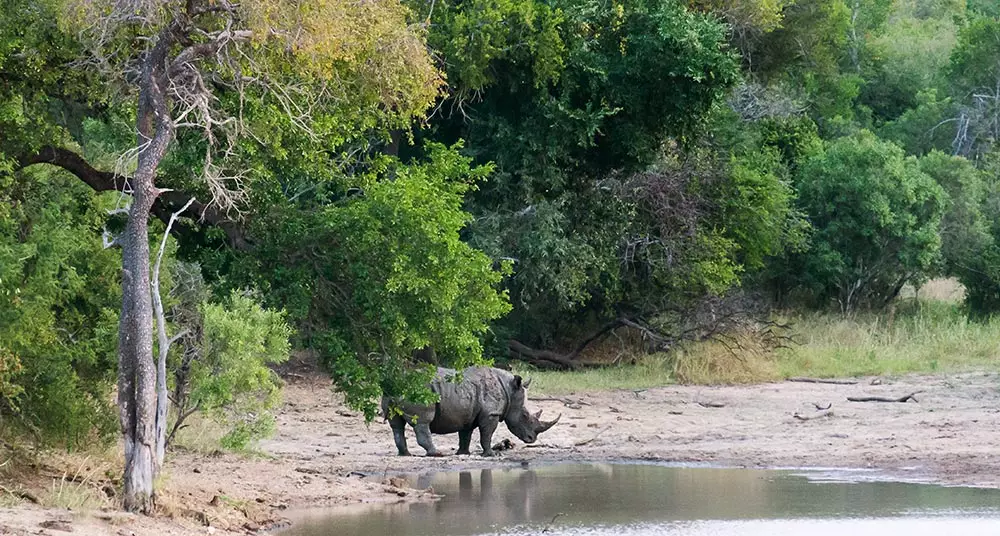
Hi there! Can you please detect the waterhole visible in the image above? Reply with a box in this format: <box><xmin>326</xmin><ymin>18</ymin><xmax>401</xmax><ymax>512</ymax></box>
<box><xmin>283</xmin><ymin>463</ymin><xmax>1000</xmax><ymax>535</ymax></box>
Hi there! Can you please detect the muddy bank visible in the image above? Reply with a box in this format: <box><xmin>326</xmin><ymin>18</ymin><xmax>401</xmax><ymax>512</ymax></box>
<box><xmin>3</xmin><ymin>370</ymin><xmax>1000</xmax><ymax>535</ymax></box>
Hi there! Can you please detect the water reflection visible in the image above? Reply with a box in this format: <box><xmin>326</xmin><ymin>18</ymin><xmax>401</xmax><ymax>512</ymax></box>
<box><xmin>285</xmin><ymin>464</ymin><xmax>1000</xmax><ymax>536</ymax></box>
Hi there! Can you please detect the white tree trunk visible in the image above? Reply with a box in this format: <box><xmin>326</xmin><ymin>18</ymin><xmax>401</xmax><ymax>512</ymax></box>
<box><xmin>152</xmin><ymin>198</ymin><xmax>194</xmax><ymax>468</ymax></box>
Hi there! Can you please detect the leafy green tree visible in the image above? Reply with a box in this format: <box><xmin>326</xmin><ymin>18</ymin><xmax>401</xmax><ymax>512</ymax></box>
<box><xmin>413</xmin><ymin>0</ymin><xmax>742</xmax><ymax>350</ymax></box>
<box><xmin>861</xmin><ymin>11</ymin><xmax>959</xmax><ymax>122</ymax></box>
<box><xmin>3</xmin><ymin>0</ymin><xmax>443</xmax><ymax>512</ymax></box>
<box><xmin>213</xmin><ymin>144</ymin><xmax>511</xmax><ymax>418</ymax></box>
<box><xmin>791</xmin><ymin>131</ymin><xmax>946</xmax><ymax>312</ymax></box>
<box><xmin>947</xmin><ymin>16</ymin><xmax>1000</xmax><ymax>157</ymax></box>
<box><xmin>944</xmin><ymin>150</ymin><xmax>1000</xmax><ymax>314</ymax></box>
<box><xmin>879</xmin><ymin>89</ymin><xmax>958</xmax><ymax>155</ymax></box>
<box><xmin>918</xmin><ymin>151</ymin><xmax>991</xmax><ymax>284</ymax></box>
<box><xmin>0</xmin><ymin>167</ymin><xmax>120</xmax><ymax>446</ymax></box>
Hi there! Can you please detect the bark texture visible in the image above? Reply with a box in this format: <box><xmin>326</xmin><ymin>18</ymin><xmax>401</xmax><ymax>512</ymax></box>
<box><xmin>119</xmin><ymin>32</ymin><xmax>174</xmax><ymax>514</ymax></box>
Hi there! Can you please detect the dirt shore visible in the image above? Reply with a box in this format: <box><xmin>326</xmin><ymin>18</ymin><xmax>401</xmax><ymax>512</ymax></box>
<box><xmin>3</xmin><ymin>369</ymin><xmax>1000</xmax><ymax>535</ymax></box>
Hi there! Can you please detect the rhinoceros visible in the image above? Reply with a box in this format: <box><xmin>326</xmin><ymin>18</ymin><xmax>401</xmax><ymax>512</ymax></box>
<box><xmin>381</xmin><ymin>366</ymin><xmax>561</xmax><ymax>457</ymax></box>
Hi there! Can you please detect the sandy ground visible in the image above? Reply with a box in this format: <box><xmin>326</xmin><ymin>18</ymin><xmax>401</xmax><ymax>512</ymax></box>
<box><xmin>3</xmin><ymin>369</ymin><xmax>1000</xmax><ymax>535</ymax></box>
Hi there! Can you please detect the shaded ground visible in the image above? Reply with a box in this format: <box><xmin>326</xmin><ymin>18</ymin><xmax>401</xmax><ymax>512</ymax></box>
<box><xmin>3</xmin><ymin>369</ymin><xmax>1000</xmax><ymax>535</ymax></box>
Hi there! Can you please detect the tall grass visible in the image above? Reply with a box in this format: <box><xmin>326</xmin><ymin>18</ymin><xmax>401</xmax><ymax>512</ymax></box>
<box><xmin>524</xmin><ymin>296</ymin><xmax>1000</xmax><ymax>394</ymax></box>
<box><xmin>776</xmin><ymin>300</ymin><xmax>1000</xmax><ymax>378</ymax></box>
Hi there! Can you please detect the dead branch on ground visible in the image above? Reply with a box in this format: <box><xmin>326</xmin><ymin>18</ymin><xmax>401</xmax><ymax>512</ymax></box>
<box><xmin>787</xmin><ymin>377</ymin><xmax>858</xmax><ymax>385</ymax></box>
<box><xmin>574</xmin><ymin>426</ymin><xmax>611</xmax><ymax>446</ymax></box>
<box><xmin>847</xmin><ymin>391</ymin><xmax>922</xmax><ymax>403</ymax></box>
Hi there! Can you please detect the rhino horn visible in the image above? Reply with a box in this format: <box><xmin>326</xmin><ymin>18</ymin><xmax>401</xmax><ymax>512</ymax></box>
<box><xmin>523</xmin><ymin>377</ymin><xmax>532</xmax><ymax>389</ymax></box>
<box><xmin>533</xmin><ymin>409</ymin><xmax>543</xmax><ymax>419</ymax></box>
<box><xmin>535</xmin><ymin>413</ymin><xmax>561</xmax><ymax>434</ymax></box>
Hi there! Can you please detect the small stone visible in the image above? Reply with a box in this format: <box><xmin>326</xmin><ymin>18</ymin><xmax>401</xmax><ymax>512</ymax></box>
<box><xmin>193</xmin><ymin>467</ymin><xmax>202</xmax><ymax>474</ymax></box>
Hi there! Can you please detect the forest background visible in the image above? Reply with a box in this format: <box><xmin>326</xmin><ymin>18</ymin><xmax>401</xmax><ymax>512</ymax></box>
<box><xmin>2</xmin><ymin>0</ymin><xmax>1000</xmax><ymax>512</ymax></box>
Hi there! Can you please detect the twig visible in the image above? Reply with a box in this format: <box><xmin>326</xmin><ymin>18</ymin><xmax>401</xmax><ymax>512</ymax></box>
<box><xmin>697</xmin><ymin>401</ymin><xmax>725</xmax><ymax>408</ymax></box>
<box><xmin>813</xmin><ymin>402</ymin><xmax>832</xmax><ymax>411</ymax></box>
<box><xmin>574</xmin><ymin>426</ymin><xmax>611</xmax><ymax>446</ymax></box>
<box><xmin>0</xmin><ymin>486</ymin><xmax>40</xmax><ymax>504</ymax></box>
<box><xmin>787</xmin><ymin>377</ymin><xmax>858</xmax><ymax>385</ymax></box>
<box><xmin>793</xmin><ymin>409</ymin><xmax>834</xmax><ymax>421</ymax></box>
<box><xmin>847</xmin><ymin>391</ymin><xmax>922</xmax><ymax>403</ymax></box>
<box><xmin>542</xmin><ymin>513</ymin><xmax>565</xmax><ymax>533</ymax></box>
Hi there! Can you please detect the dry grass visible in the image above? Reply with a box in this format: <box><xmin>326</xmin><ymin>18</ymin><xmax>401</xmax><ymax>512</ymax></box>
<box><xmin>522</xmin><ymin>279</ymin><xmax>1000</xmax><ymax>392</ymax></box>
<box><xmin>671</xmin><ymin>336</ymin><xmax>782</xmax><ymax>384</ymax></box>
<box><xmin>0</xmin><ymin>443</ymin><xmax>120</xmax><ymax>512</ymax></box>
<box><xmin>171</xmin><ymin>414</ymin><xmax>227</xmax><ymax>455</ymax></box>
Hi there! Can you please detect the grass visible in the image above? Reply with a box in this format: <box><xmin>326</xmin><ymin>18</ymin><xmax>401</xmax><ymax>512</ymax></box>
<box><xmin>522</xmin><ymin>284</ymin><xmax>1000</xmax><ymax>394</ymax></box>
<box><xmin>776</xmin><ymin>300</ymin><xmax>1000</xmax><ymax>378</ymax></box>
<box><xmin>171</xmin><ymin>413</ymin><xmax>227</xmax><ymax>455</ymax></box>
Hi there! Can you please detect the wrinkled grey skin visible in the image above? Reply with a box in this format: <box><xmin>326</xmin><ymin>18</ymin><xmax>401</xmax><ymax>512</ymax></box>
<box><xmin>381</xmin><ymin>366</ymin><xmax>561</xmax><ymax>457</ymax></box>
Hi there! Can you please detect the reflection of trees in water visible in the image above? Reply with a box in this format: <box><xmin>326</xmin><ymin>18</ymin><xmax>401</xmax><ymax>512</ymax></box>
<box><xmin>293</xmin><ymin>465</ymin><xmax>1000</xmax><ymax>536</ymax></box>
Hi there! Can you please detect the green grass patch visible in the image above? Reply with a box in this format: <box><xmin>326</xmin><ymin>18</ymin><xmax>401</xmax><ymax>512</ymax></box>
<box><xmin>518</xmin><ymin>298</ymin><xmax>1000</xmax><ymax>394</ymax></box>
<box><xmin>775</xmin><ymin>300</ymin><xmax>1000</xmax><ymax>378</ymax></box>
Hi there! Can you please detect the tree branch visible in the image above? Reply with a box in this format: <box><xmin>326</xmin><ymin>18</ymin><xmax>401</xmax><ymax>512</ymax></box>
<box><xmin>17</xmin><ymin>146</ymin><xmax>249</xmax><ymax>248</ymax></box>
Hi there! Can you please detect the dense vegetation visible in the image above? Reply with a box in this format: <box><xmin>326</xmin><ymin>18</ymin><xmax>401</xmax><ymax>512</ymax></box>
<box><xmin>1</xmin><ymin>0</ymin><xmax>999</xmax><ymax>511</ymax></box>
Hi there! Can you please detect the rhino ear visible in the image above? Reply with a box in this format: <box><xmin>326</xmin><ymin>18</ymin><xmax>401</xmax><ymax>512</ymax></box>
<box><xmin>513</xmin><ymin>375</ymin><xmax>523</xmax><ymax>390</ymax></box>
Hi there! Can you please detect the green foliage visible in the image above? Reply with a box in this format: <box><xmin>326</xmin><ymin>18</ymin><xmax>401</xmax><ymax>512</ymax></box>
<box><xmin>944</xmin><ymin>151</ymin><xmax>1000</xmax><ymax>315</ymax></box>
<box><xmin>948</xmin><ymin>16</ymin><xmax>1000</xmax><ymax>98</ymax></box>
<box><xmin>878</xmin><ymin>89</ymin><xmax>957</xmax><ymax>155</ymax></box>
<box><xmin>0</xmin><ymin>167</ymin><xmax>120</xmax><ymax>446</ymax></box>
<box><xmin>918</xmin><ymin>151</ymin><xmax>989</xmax><ymax>279</ymax></box>
<box><xmin>216</xmin><ymin>144</ymin><xmax>511</xmax><ymax>419</ymax></box>
<box><xmin>790</xmin><ymin>131</ymin><xmax>946</xmax><ymax>311</ymax></box>
<box><xmin>181</xmin><ymin>293</ymin><xmax>292</xmax><ymax>450</ymax></box>
<box><xmin>968</xmin><ymin>0</ymin><xmax>1000</xmax><ymax>18</ymax></box>
<box><xmin>861</xmin><ymin>11</ymin><xmax>959</xmax><ymax>122</ymax></box>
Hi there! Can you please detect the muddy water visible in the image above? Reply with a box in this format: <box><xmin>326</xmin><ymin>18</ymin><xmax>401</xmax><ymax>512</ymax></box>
<box><xmin>285</xmin><ymin>464</ymin><xmax>1000</xmax><ymax>535</ymax></box>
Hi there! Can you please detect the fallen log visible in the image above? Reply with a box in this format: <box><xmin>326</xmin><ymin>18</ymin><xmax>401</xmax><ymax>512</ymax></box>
<box><xmin>847</xmin><ymin>391</ymin><xmax>921</xmax><ymax>403</ymax></box>
<box><xmin>787</xmin><ymin>377</ymin><xmax>858</xmax><ymax>385</ymax></box>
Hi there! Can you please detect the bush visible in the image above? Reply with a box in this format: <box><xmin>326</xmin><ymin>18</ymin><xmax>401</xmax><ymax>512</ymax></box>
<box><xmin>790</xmin><ymin>131</ymin><xmax>946</xmax><ymax>312</ymax></box>
<box><xmin>0</xmin><ymin>168</ymin><xmax>120</xmax><ymax>446</ymax></box>
<box><xmin>169</xmin><ymin>292</ymin><xmax>293</xmax><ymax>451</ymax></box>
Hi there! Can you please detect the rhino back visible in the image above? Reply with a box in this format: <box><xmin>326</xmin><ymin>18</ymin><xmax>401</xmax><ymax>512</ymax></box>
<box><xmin>429</xmin><ymin>367</ymin><xmax>511</xmax><ymax>434</ymax></box>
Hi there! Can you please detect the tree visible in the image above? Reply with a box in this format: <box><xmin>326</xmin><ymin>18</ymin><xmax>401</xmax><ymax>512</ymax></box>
<box><xmin>947</xmin><ymin>16</ymin><xmax>1000</xmax><ymax>157</ymax></box>
<box><xmin>0</xmin><ymin>167</ymin><xmax>120</xmax><ymax>446</ymax></box>
<box><xmin>791</xmin><ymin>131</ymin><xmax>946</xmax><ymax>312</ymax></box>
<box><xmin>917</xmin><ymin>151</ymin><xmax>991</xmax><ymax>285</ymax></box>
<box><xmin>213</xmin><ymin>144</ymin><xmax>512</xmax><ymax>418</ymax></box>
<box><xmin>10</xmin><ymin>0</ymin><xmax>441</xmax><ymax>512</ymax></box>
<box><xmin>411</xmin><ymin>0</ymin><xmax>742</xmax><ymax>351</ymax></box>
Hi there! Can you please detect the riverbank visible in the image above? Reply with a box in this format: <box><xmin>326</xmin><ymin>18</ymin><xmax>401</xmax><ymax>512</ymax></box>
<box><xmin>3</xmin><ymin>368</ymin><xmax>1000</xmax><ymax>535</ymax></box>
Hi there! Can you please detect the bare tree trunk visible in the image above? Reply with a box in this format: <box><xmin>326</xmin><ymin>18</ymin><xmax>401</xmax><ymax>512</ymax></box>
<box><xmin>120</xmin><ymin>34</ymin><xmax>174</xmax><ymax>514</ymax></box>
<box><xmin>152</xmin><ymin>198</ymin><xmax>194</xmax><ymax>469</ymax></box>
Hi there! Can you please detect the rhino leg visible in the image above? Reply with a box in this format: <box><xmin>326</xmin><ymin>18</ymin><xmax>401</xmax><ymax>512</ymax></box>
<box><xmin>478</xmin><ymin>416</ymin><xmax>499</xmax><ymax>457</ymax></box>
<box><xmin>414</xmin><ymin>422</ymin><xmax>444</xmax><ymax>457</ymax></box>
<box><xmin>457</xmin><ymin>430</ymin><xmax>473</xmax><ymax>455</ymax></box>
<box><xmin>388</xmin><ymin>416</ymin><xmax>410</xmax><ymax>456</ymax></box>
